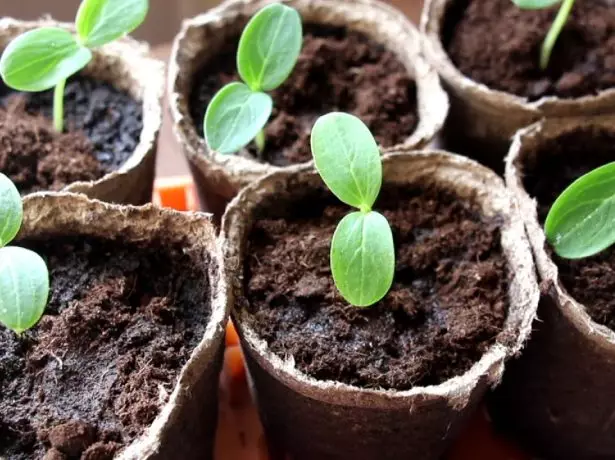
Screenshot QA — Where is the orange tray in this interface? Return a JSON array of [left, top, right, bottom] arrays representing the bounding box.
[[153, 178, 531, 460]]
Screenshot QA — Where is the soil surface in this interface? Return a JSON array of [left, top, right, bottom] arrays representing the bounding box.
[[521, 126, 615, 330], [244, 185, 509, 390], [446, 0, 615, 100], [190, 25, 418, 166], [0, 77, 143, 194], [0, 236, 211, 459]]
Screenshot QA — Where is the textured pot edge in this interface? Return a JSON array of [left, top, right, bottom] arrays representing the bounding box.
[[420, 0, 615, 120], [0, 17, 164, 202], [168, 0, 449, 196], [19, 192, 230, 459], [504, 119, 615, 351], [221, 149, 539, 411]]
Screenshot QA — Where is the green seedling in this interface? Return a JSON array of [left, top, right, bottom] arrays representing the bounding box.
[[512, 0, 575, 70], [0, 174, 49, 334], [545, 162, 615, 259], [0, 0, 149, 132], [311, 112, 395, 307], [204, 3, 302, 155]]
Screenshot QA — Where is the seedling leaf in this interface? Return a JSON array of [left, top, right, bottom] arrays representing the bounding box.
[[0, 173, 23, 247], [204, 82, 273, 155], [311, 113, 382, 211], [0, 246, 49, 334], [0, 27, 92, 92], [76, 0, 149, 47], [237, 2, 302, 92], [545, 162, 615, 259], [331, 211, 395, 307], [512, 0, 561, 9]]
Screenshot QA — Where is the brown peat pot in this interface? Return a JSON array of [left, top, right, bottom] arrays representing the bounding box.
[[497, 116, 615, 459], [0, 18, 163, 205], [421, 0, 615, 171], [0, 193, 228, 459], [169, 0, 448, 216], [221, 150, 539, 460]]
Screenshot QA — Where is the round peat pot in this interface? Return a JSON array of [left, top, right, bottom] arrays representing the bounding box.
[[221, 151, 538, 460], [0, 193, 228, 460], [496, 116, 615, 459], [421, 0, 615, 172], [0, 18, 163, 205], [169, 0, 448, 216]]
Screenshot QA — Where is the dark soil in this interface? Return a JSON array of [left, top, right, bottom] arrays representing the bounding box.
[[446, 0, 615, 100], [243, 186, 510, 390], [0, 236, 211, 459], [521, 126, 615, 331], [0, 77, 143, 194], [190, 25, 418, 166]]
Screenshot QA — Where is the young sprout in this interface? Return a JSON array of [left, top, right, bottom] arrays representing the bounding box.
[[0, 174, 49, 334], [545, 162, 615, 259], [204, 3, 302, 155], [310, 112, 395, 307], [512, 0, 575, 70], [0, 0, 149, 133]]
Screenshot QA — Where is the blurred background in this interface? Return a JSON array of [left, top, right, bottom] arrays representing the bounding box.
[[2, 0, 422, 45], [1, 0, 424, 177]]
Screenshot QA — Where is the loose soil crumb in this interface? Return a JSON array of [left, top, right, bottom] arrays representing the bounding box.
[[521, 126, 615, 330], [0, 236, 211, 459], [190, 25, 418, 166], [446, 0, 615, 99], [0, 76, 143, 194], [244, 186, 509, 390]]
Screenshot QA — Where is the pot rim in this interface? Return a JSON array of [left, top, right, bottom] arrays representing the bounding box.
[[168, 0, 449, 193], [420, 0, 615, 116], [221, 149, 539, 410], [505, 117, 615, 351], [19, 192, 229, 459], [0, 17, 164, 198]]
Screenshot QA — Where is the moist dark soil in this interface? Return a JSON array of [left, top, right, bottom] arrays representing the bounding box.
[[0, 76, 143, 194], [445, 0, 615, 100], [0, 236, 211, 460], [520, 125, 615, 330], [190, 25, 418, 166], [244, 185, 510, 390]]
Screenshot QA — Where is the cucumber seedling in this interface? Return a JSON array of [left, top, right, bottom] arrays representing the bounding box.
[[512, 0, 575, 70], [310, 112, 395, 307], [0, 0, 149, 133], [544, 161, 615, 259], [204, 3, 302, 155], [0, 174, 49, 334]]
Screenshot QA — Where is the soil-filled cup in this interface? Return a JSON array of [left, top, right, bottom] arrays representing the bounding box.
[[169, 0, 448, 216], [421, 0, 615, 172], [0, 17, 163, 205], [0, 193, 228, 459], [495, 116, 615, 459], [221, 150, 538, 460]]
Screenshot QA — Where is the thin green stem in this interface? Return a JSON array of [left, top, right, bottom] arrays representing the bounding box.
[[255, 129, 266, 153], [540, 0, 575, 70], [53, 79, 66, 133]]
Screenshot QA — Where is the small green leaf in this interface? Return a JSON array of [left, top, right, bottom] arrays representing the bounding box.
[[0, 246, 49, 334], [204, 82, 272, 155], [0, 174, 22, 247], [311, 113, 382, 211], [545, 162, 615, 259], [331, 211, 395, 307], [0, 27, 92, 92], [512, 0, 561, 9], [237, 3, 302, 92], [76, 0, 149, 48]]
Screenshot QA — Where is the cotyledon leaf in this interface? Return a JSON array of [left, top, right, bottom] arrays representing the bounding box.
[[545, 162, 615, 259]]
